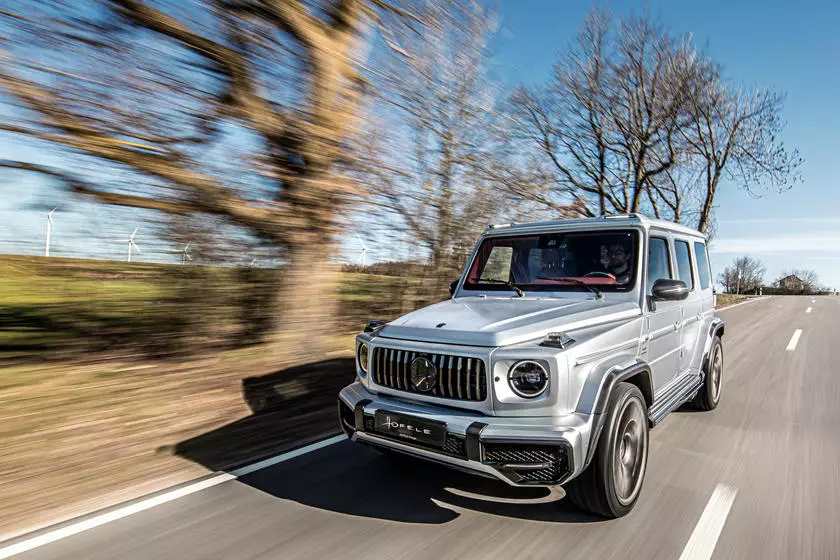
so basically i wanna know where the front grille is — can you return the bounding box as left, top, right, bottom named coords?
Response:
left=371, top=348, right=487, bottom=401
left=483, top=443, right=569, bottom=484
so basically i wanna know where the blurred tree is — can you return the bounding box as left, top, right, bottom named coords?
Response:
left=0, top=0, right=423, bottom=352
left=358, top=0, right=503, bottom=275
left=719, top=256, right=766, bottom=294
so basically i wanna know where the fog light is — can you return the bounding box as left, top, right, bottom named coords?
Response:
left=508, top=361, right=549, bottom=398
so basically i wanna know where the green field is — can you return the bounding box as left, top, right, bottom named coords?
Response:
left=0, top=255, right=435, bottom=365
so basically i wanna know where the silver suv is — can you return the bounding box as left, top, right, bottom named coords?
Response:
left=338, top=214, right=724, bottom=518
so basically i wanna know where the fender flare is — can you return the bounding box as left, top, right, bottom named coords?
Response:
left=702, top=318, right=725, bottom=372
left=580, top=360, right=654, bottom=470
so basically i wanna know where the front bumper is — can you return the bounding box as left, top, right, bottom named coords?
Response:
left=338, top=382, right=592, bottom=487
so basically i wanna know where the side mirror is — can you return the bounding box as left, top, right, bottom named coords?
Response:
left=449, top=279, right=459, bottom=297
left=651, top=279, right=689, bottom=301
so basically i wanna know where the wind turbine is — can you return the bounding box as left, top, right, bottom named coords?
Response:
left=44, top=204, right=61, bottom=257
left=164, top=241, right=192, bottom=265
left=356, top=233, right=374, bottom=268
left=114, top=227, right=143, bottom=262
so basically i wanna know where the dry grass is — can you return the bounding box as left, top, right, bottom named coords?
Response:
left=715, top=293, right=756, bottom=308
left=0, top=336, right=355, bottom=539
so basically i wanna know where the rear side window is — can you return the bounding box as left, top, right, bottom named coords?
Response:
left=647, top=237, right=672, bottom=294
left=693, top=242, right=711, bottom=290
left=674, top=241, right=694, bottom=290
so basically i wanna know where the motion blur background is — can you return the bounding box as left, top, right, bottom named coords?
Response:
left=0, top=0, right=828, bottom=538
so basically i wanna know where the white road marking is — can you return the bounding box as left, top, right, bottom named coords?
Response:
left=679, top=484, right=738, bottom=560
left=716, top=296, right=768, bottom=312
left=786, top=329, right=803, bottom=352
left=0, top=434, right=346, bottom=559
left=806, top=307, right=812, bottom=314
left=232, top=434, right=346, bottom=476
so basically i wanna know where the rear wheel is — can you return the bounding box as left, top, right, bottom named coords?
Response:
left=565, top=382, right=649, bottom=518
left=693, top=335, right=723, bottom=411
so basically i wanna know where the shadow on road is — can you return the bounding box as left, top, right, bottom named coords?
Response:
left=175, top=357, right=600, bottom=525
left=173, top=358, right=355, bottom=471
left=237, top=443, right=602, bottom=524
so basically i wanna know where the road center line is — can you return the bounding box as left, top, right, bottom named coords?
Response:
left=679, top=484, right=738, bottom=560
left=0, top=434, right=346, bottom=559
left=806, top=307, right=812, bottom=314
left=786, top=329, right=803, bottom=352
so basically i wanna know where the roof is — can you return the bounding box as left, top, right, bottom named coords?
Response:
left=484, top=213, right=706, bottom=239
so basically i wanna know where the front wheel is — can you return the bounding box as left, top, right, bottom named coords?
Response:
left=693, top=335, right=723, bottom=411
left=565, top=382, right=649, bottom=518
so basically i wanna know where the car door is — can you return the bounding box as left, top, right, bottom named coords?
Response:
left=673, top=238, right=702, bottom=375
left=690, top=240, right=716, bottom=370
left=644, top=234, right=681, bottom=392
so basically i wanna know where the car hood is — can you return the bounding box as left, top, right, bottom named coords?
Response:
left=377, top=296, right=642, bottom=347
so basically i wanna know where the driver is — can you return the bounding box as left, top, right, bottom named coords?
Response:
left=604, top=241, right=632, bottom=284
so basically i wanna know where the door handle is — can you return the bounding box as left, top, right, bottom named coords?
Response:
left=673, top=323, right=679, bottom=332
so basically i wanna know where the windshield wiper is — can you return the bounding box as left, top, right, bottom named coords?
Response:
left=479, top=278, right=524, bottom=297
left=536, top=276, right=603, bottom=299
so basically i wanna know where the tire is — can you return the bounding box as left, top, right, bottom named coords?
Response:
left=692, top=335, right=723, bottom=411
left=565, top=382, right=649, bottom=518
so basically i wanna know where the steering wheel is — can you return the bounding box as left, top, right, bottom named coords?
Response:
left=583, top=271, right=616, bottom=279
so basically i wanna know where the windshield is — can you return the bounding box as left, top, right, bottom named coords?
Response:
left=464, top=230, right=639, bottom=293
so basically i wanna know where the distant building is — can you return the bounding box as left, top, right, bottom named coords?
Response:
left=778, top=274, right=804, bottom=293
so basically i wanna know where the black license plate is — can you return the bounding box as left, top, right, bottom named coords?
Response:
left=374, top=411, right=447, bottom=448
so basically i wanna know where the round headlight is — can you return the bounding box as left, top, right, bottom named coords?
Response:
left=508, top=361, right=549, bottom=398
left=357, top=342, right=369, bottom=375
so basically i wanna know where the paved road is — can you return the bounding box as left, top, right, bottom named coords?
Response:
left=9, top=296, right=840, bottom=559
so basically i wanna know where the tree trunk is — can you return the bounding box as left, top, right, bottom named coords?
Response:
left=270, top=240, right=340, bottom=365
left=696, top=171, right=719, bottom=233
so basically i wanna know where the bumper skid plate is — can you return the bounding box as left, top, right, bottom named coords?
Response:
left=339, top=397, right=574, bottom=487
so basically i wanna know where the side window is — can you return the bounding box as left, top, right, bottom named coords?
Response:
left=693, top=242, right=711, bottom=290
left=647, top=237, right=672, bottom=294
left=674, top=240, right=695, bottom=290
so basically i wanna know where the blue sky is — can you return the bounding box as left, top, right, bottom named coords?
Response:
left=2, top=0, right=839, bottom=287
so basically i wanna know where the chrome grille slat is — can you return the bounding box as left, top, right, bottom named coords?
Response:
left=371, top=348, right=485, bottom=402
left=391, top=350, right=396, bottom=389
left=447, top=356, right=454, bottom=399
left=456, top=357, right=463, bottom=399
left=403, top=351, right=410, bottom=391
left=396, top=350, right=403, bottom=389
left=466, top=358, right=472, bottom=400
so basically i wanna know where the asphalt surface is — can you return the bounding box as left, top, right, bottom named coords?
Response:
left=10, top=296, right=840, bottom=559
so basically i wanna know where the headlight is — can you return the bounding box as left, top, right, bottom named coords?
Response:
left=508, top=361, right=549, bottom=398
left=357, top=342, right=369, bottom=375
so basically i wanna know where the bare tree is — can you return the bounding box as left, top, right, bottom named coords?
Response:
left=507, top=10, right=698, bottom=219
left=719, top=256, right=766, bottom=294
left=682, top=63, right=803, bottom=232
left=0, top=0, right=422, bottom=351
left=506, top=8, right=801, bottom=229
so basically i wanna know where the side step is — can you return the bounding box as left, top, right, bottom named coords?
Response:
left=649, top=374, right=703, bottom=426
